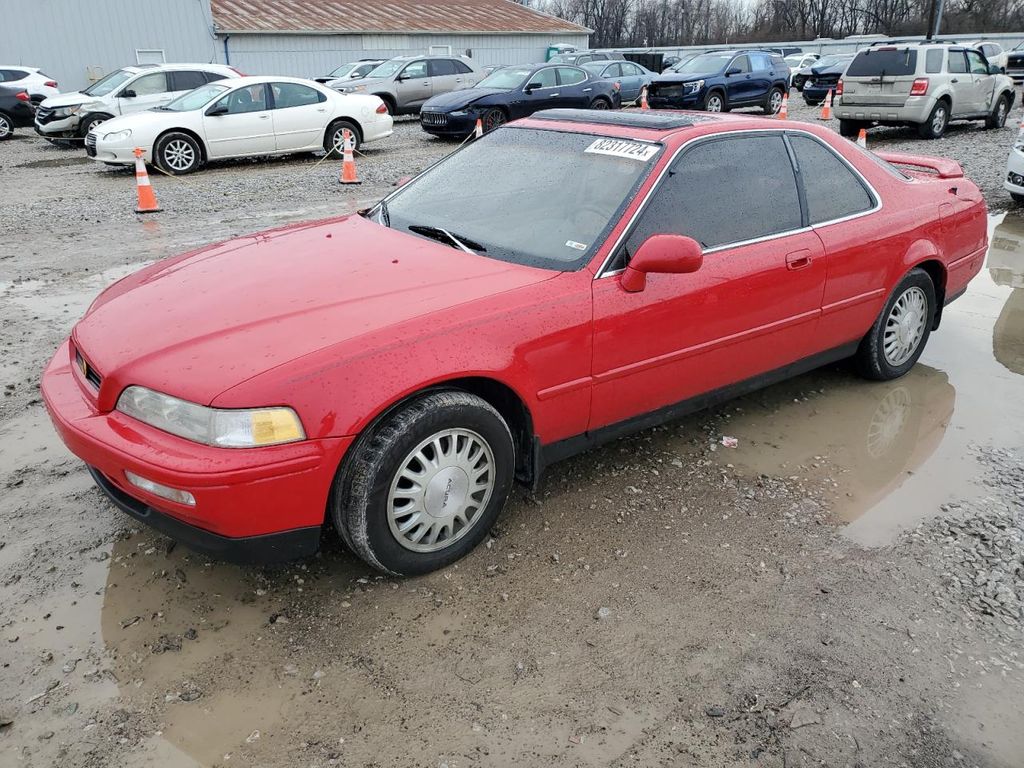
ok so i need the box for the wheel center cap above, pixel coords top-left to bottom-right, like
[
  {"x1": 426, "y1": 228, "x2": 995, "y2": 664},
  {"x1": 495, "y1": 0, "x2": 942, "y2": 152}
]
[
  {"x1": 424, "y1": 466, "x2": 470, "y2": 519},
  {"x1": 899, "y1": 311, "x2": 918, "y2": 343}
]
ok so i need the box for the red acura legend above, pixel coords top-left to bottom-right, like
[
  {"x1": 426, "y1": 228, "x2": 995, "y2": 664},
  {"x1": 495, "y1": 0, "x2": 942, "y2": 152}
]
[{"x1": 42, "y1": 109, "x2": 987, "y2": 575}]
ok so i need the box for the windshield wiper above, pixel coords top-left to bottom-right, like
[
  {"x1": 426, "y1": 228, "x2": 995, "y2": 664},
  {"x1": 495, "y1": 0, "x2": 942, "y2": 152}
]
[{"x1": 408, "y1": 225, "x2": 486, "y2": 254}]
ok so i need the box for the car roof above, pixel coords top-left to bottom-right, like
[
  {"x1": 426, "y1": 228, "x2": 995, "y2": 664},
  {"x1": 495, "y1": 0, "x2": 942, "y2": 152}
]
[
  {"x1": 516, "y1": 107, "x2": 820, "y2": 144},
  {"x1": 223, "y1": 75, "x2": 325, "y2": 86}
]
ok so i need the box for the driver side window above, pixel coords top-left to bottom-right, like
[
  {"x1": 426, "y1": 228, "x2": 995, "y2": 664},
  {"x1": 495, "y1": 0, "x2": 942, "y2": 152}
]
[
  {"x1": 214, "y1": 84, "x2": 268, "y2": 114},
  {"x1": 528, "y1": 68, "x2": 557, "y2": 88},
  {"x1": 401, "y1": 60, "x2": 428, "y2": 80},
  {"x1": 966, "y1": 50, "x2": 989, "y2": 75},
  {"x1": 128, "y1": 72, "x2": 167, "y2": 96}
]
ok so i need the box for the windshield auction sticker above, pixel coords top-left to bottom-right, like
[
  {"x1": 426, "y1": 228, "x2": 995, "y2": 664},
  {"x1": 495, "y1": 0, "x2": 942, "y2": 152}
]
[{"x1": 584, "y1": 138, "x2": 659, "y2": 161}]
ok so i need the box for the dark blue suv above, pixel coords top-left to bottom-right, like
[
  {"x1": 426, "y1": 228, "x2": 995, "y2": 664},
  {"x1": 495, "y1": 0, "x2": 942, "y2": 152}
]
[{"x1": 647, "y1": 50, "x2": 790, "y2": 114}]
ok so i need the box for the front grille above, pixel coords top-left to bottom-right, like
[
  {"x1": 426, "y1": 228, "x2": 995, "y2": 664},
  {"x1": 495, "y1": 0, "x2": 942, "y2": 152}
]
[
  {"x1": 420, "y1": 111, "x2": 448, "y2": 126},
  {"x1": 35, "y1": 105, "x2": 55, "y2": 124},
  {"x1": 650, "y1": 84, "x2": 684, "y2": 99},
  {"x1": 85, "y1": 132, "x2": 97, "y2": 156},
  {"x1": 75, "y1": 349, "x2": 102, "y2": 389}
]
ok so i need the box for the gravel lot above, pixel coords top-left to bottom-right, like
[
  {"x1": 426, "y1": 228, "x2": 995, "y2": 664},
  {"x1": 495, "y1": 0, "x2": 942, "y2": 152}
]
[{"x1": 2, "y1": 101, "x2": 1024, "y2": 768}]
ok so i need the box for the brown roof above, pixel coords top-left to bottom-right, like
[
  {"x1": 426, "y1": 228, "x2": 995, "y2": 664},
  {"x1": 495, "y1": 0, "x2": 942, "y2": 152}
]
[{"x1": 210, "y1": 0, "x2": 590, "y2": 35}]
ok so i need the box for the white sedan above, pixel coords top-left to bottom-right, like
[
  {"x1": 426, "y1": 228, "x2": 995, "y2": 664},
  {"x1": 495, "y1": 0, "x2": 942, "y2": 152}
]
[{"x1": 86, "y1": 76, "x2": 393, "y2": 174}]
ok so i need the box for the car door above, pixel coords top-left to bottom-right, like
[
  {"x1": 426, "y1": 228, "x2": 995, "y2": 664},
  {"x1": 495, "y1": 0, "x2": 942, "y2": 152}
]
[
  {"x1": 785, "y1": 132, "x2": 889, "y2": 349},
  {"x1": 269, "y1": 81, "x2": 328, "y2": 151},
  {"x1": 966, "y1": 49, "x2": 995, "y2": 114},
  {"x1": 617, "y1": 62, "x2": 643, "y2": 101},
  {"x1": 115, "y1": 71, "x2": 174, "y2": 115},
  {"x1": 724, "y1": 54, "x2": 753, "y2": 104},
  {"x1": 746, "y1": 52, "x2": 773, "y2": 101},
  {"x1": 555, "y1": 66, "x2": 592, "y2": 107},
  {"x1": 201, "y1": 83, "x2": 276, "y2": 158},
  {"x1": 394, "y1": 60, "x2": 432, "y2": 110},
  {"x1": 947, "y1": 50, "x2": 976, "y2": 116},
  {"x1": 428, "y1": 58, "x2": 460, "y2": 96},
  {"x1": 589, "y1": 133, "x2": 826, "y2": 430},
  {"x1": 517, "y1": 67, "x2": 560, "y2": 114}
]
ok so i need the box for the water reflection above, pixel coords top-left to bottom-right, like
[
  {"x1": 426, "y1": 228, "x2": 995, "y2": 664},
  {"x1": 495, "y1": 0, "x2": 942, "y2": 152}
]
[{"x1": 989, "y1": 213, "x2": 1024, "y2": 375}]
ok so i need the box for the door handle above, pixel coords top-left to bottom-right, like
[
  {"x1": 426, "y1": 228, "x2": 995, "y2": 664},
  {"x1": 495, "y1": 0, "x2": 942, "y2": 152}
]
[
  {"x1": 950, "y1": 78, "x2": 959, "y2": 83},
  {"x1": 258, "y1": 114, "x2": 270, "y2": 119},
  {"x1": 583, "y1": 87, "x2": 592, "y2": 92},
  {"x1": 786, "y1": 250, "x2": 812, "y2": 270},
  {"x1": 316, "y1": 107, "x2": 327, "y2": 112},
  {"x1": 551, "y1": 92, "x2": 560, "y2": 97}
]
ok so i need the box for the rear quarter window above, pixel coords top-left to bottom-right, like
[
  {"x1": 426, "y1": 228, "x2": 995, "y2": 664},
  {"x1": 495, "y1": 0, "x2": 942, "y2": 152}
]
[
  {"x1": 846, "y1": 49, "x2": 918, "y2": 77},
  {"x1": 925, "y1": 49, "x2": 944, "y2": 73},
  {"x1": 790, "y1": 135, "x2": 874, "y2": 224}
]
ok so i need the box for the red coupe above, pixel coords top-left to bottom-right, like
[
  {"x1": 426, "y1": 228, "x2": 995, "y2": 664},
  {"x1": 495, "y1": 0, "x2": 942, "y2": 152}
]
[{"x1": 42, "y1": 109, "x2": 987, "y2": 575}]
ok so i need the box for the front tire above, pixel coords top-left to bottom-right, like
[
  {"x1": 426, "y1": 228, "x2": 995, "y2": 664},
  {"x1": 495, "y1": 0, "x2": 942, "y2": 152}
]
[
  {"x1": 855, "y1": 268, "x2": 935, "y2": 381},
  {"x1": 155, "y1": 131, "x2": 202, "y2": 175},
  {"x1": 986, "y1": 94, "x2": 1010, "y2": 129},
  {"x1": 1012, "y1": 192, "x2": 1024, "y2": 205},
  {"x1": 78, "y1": 113, "x2": 109, "y2": 138},
  {"x1": 917, "y1": 100, "x2": 949, "y2": 139},
  {"x1": 330, "y1": 391, "x2": 515, "y2": 576},
  {"x1": 481, "y1": 107, "x2": 507, "y2": 131},
  {"x1": 704, "y1": 91, "x2": 726, "y2": 112}
]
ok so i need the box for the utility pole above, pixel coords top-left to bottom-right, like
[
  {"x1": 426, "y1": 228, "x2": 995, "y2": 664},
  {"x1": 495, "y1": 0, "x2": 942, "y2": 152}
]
[{"x1": 925, "y1": 0, "x2": 946, "y2": 39}]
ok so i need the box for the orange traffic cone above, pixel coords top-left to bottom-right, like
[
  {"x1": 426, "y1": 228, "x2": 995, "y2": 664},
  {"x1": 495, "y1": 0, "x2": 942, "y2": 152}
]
[
  {"x1": 856, "y1": 128, "x2": 867, "y2": 149},
  {"x1": 640, "y1": 86, "x2": 649, "y2": 110},
  {"x1": 819, "y1": 89, "x2": 833, "y2": 120},
  {"x1": 777, "y1": 93, "x2": 789, "y2": 119},
  {"x1": 339, "y1": 128, "x2": 360, "y2": 185},
  {"x1": 474, "y1": 118, "x2": 483, "y2": 138},
  {"x1": 133, "y1": 148, "x2": 161, "y2": 214}
]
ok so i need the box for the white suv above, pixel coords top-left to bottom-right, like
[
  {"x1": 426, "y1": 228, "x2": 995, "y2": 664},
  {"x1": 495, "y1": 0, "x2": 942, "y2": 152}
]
[
  {"x1": 35, "y1": 63, "x2": 240, "y2": 140},
  {"x1": 0, "y1": 66, "x2": 60, "y2": 104}
]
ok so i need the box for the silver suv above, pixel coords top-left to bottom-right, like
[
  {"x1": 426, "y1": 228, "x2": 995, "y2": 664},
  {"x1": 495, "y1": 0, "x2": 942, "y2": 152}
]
[
  {"x1": 834, "y1": 42, "x2": 1015, "y2": 139},
  {"x1": 333, "y1": 55, "x2": 484, "y2": 115}
]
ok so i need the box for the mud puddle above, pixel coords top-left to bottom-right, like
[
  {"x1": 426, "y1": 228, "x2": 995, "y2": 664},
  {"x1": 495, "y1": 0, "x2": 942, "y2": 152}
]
[
  {"x1": 712, "y1": 213, "x2": 1024, "y2": 545},
  {"x1": 16, "y1": 156, "x2": 93, "y2": 169}
]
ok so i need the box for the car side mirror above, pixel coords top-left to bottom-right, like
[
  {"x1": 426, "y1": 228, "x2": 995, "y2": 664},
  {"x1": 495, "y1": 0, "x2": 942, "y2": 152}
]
[
  {"x1": 206, "y1": 104, "x2": 229, "y2": 116},
  {"x1": 990, "y1": 64, "x2": 1002, "y2": 75},
  {"x1": 120, "y1": 89, "x2": 137, "y2": 98},
  {"x1": 525, "y1": 82, "x2": 541, "y2": 94},
  {"x1": 620, "y1": 234, "x2": 703, "y2": 292},
  {"x1": 726, "y1": 67, "x2": 742, "y2": 76}
]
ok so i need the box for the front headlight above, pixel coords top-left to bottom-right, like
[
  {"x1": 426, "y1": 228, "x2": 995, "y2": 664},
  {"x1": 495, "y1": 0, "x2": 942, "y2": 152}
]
[
  {"x1": 55, "y1": 105, "x2": 82, "y2": 118},
  {"x1": 102, "y1": 128, "x2": 132, "y2": 141},
  {"x1": 450, "y1": 110, "x2": 470, "y2": 117},
  {"x1": 116, "y1": 386, "x2": 305, "y2": 448},
  {"x1": 683, "y1": 80, "x2": 704, "y2": 93},
  {"x1": 342, "y1": 85, "x2": 367, "y2": 93}
]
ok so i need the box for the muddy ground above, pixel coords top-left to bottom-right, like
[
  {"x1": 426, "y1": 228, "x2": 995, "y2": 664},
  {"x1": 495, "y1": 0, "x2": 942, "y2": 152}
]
[{"x1": 2, "y1": 104, "x2": 1024, "y2": 768}]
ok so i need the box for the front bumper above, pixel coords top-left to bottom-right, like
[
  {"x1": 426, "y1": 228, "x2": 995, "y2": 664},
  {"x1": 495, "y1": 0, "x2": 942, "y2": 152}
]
[
  {"x1": 834, "y1": 96, "x2": 932, "y2": 124},
  {"x1": 34, "y1": 110, "x2": 80, "y2": 136},
  {"x1": 41, "y1": 340, "x2": 352, "y2": 563},
  {"x1": 647, "y1": 88, "x2": 703, "y2": 110},
  {"x1": 1005, "y1": 146, "x2": 1024, "y2": 196},
  {"x1": 420, "y1": 110, "x2": 478, "y2": 136},
  {"x1": 88, "y1": 135, "x2": 149, "y2": 164}
]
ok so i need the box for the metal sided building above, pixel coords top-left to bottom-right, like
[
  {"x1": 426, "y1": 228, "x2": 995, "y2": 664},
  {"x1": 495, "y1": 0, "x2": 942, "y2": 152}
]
[{"x1": 2, "y1": 0, "x2": 590, "y2": 91}]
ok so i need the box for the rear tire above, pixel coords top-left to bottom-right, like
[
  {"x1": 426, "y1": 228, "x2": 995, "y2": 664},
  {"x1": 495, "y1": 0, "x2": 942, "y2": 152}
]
[
  {"x1": 763, "y1": 87, "x2": 784, "y2": 114},
  {"x1": 917, "y1": 100, "x2": 949, "y2": 139},
  {"x1": 324, "y1": 119, "x2": 361, "y2": 157},
  {"x1": 589, "y1": 97, "x2": 611, "y2": 110},
  {"x1": 838, "y1": 118, "x2": 864, "y2": 137},
  {"x1": 986, "y1": 94, "x2": 1010, "y2": 129},
  {"x1": 154, "y1": 131, "x2": 202, "y2": 175},
  {"x1": 0, "y1": 112, "x2": 12, "y2": 140},
  {"x1": 330, "y1": 391, "x2": 515, "y2": 576},
  {"x1": 855, "y1": 268, "x2": 936, "y2": 381}
]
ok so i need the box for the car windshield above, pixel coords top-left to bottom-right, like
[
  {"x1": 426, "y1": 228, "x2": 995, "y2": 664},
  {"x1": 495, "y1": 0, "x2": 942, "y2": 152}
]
[
  {"x1": 371, "y1": 128, "x2": 661, "y2": 271},
  {"x1": 164, "y1": 83, "x2": 229, "y2": 111},
  {"x1": 82, "y1": 69, "x2": 136, "y2": 96},
  {"x1": 328, "y1": 63, "x2": 358, "y2": 78},
  {"x1": 673, "y1": 52, "x2": 733, "y2": 74},
  {"x1": 366, "y1": 60, "x2": 405, "y2": 78},
  {"x1": 477, "y1": 67, "x2": 532, "y2": 89},
  {"x1": 548, "y1": 54, "x2": 574, "y2": 63}
]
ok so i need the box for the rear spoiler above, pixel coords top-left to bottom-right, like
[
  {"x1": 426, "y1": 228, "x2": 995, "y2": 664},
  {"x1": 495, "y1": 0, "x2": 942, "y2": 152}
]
[{"x1": 872, "y1": 151, "x2": 964, "y2": 179}]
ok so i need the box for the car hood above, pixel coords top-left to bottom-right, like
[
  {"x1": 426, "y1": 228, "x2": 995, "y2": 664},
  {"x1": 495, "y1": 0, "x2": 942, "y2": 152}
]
[
  {"x1": 74, "y1": 215, "x2": 556, "y2": 407},
  {"x1": 90, "y1": 108, "x2": 182, "y2": 136},
  {"x1": 341, "y1": 76, "x2": 390, "y2": 90},
  {"x1": 40, "y1": 91, "x2": 94, "y2": 109},
  {"x1": 423, "y1": 88, "x2": 508, "y2": 111}
]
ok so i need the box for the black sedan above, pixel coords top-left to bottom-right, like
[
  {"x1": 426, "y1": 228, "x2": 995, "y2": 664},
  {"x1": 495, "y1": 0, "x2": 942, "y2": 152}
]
[
  {"x1": 0, "y1": 84, "x2": 35, "y2": 139},
  {"x1": 419, "y1": 63, "x2": 620, "y2": 138},
  {"x1": 801, "y1": 55, "x2": 854, "y2": 106}
]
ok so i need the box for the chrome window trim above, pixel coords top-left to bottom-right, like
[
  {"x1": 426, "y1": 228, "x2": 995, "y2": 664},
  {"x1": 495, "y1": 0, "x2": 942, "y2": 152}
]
[{"x1": 594, "y1": 127, "x2": 883, "y2": 279}]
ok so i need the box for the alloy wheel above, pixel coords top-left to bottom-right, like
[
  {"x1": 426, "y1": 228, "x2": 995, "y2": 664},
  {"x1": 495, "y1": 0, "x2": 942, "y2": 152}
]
[
  {"x1": 706, "y1": 94, "x2": 723, "y2": 112},
  {"x1": 0, "y1": 116, "x2": 10, "y2": 139},
  {"x1": 162, "y1": 139, "x2": 196, "y2": 172},
  {"x1": 769, "y1": 90, "x2": 783, "y2": 114},
  {"x1": 483, "y1": 110, "x2": 506, "y2": 130},
  {"x1": 387, "y1": 428, "x2": 495, "y2": 553},
  {"x1": 997, "y1": 99, "x2": 1008, "y2": 127},
  {"x1": 932, "y1": 105, "x2": 947, "y2": 136},
  {"x1": 883, "y1": 287, "x2": 928, "y2": 366}
]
